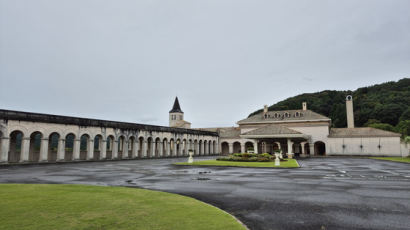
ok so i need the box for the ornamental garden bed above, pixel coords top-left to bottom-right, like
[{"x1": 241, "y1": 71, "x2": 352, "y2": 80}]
[{"x1": 175, "y1": 153, "x2": 300, "y2": 168}]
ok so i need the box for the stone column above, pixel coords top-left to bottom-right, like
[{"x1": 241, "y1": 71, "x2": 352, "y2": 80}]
[
  {"x1": 159, "y1": 141, "x2": 163, "y2": 157},
  {"x1": 167, "y1": 141, "x2": 171, "y2": 157},
  {"x1": 1, "y1": 137, "x2": 10, "y2": 162},
  {"x1": 150, "y1": 141, "x2": 155, "y2": 158},
  {"x1": 228, "y1": 143, "x2": 233, "y2": 154},
  {"x1": 178, "y1": 142, "x2": 183, "y2": 156},
  {"x1": 132, "y1": 140, "x2": 138, "y2": 158},
  {"x1": 20, "y1": 137, "x2": 30, "y2": 162},
  {"x1": 113, "y1": 140, "x2": 119, "y2": 159},
  {"x1": 142, "y1": 141, "x2": 147, "y2": 158},
  {"x1": 309, "y1": 142, "x2": 315, "y2": 156},
  {"x1": 195, "y1": 142, "x2": 199, "y2": 156},
  {"x1": 57, "y1": 138, "x2": 65, "y2": 161},
  {"x1": 184, "y1": 141, "x2": 188, "y2": 156},
  {"x1": 39, "y1": 138, "x2": 49, "y2": 162},
  {"x1": 300, "y1": 142, "x2": 307, "y2": 157},
  {"x1": 241, "y1": 143, "x2": 246, "y2": 153},
  {"x1": 87, "y1": 139, "x2": 94, "y2": 160},
  {"x1": 123, "y1": 141, "x2": 129, "y2": 159},
  {"x1": 204, "y1": 142, "x2": 208, "y2": 155},
  {"x1": 253, "y1": 141, "x2": 258, "y2": 153},
  {"x1": 73, "y1": 139, "x2": 81, "y2": 160},
  {"x1": 215, "y1": 141, "x2": 219, "y2": 154},
  {"x1": 287, "y1": 139, "x2": 293, "y2": 159},
  {"x1": 101, "y1": 140, "x2": 107, "y2": 159}
]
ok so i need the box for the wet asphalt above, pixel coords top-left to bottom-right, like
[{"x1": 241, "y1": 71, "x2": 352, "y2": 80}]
[{"x1": 0, "y1": 157, "x2": 409, "y2": 230}]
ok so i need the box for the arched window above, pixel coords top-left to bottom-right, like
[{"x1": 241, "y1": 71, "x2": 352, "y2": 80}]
[
  {"x1": 295, "y1": 112, "x2": 300, "y2": 117},
  {"x1": 284, "y1": 112, "x2": 290, "y2": 118}
]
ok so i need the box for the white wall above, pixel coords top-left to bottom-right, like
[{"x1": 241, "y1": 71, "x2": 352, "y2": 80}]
[{"x1": 328, "y1": 137, "x2": 402, "y2": 156}]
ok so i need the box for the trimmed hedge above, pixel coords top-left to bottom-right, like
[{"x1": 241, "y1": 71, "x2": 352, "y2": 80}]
[{"x1": 217, "y1": 153, "x2": 287, "y2": 162}]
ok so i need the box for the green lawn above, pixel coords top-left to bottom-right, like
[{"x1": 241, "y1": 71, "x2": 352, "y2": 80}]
[
  {"x1": 175, "y1": 159, "x2": 300, "y2": 168},
  {"x1": 369, "y1": 157, "x2": 410, "y2": 163},
  {"x1": 0, "y1": 184, "x2": 246, "y2": 230}
]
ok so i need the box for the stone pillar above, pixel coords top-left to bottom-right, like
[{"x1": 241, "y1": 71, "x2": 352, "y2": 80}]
[
  {"x1": 57, "y1": 138, "x2": 65, "y2": 161},
  {"x1": 253, "y1": 141, "x2": 258, "y2": 154},
  {"x1": 241, "y1": 143, "x2": 246, "y2": 153},
  {"x1": 113, "y1": 140, "x2": 118, "y2": 159},
  {"x1": 287, "y1": 139, "x2": 293, "y2": 159},
  {"x1": 228, "y1": 143, "x2": 233, "y2": 154},
  {"x1": 300, "y1": 142, "x2": 307, "y2": 157},
  {"x1": 87, "y1": 139, "x2": 94, "y2": 160},
  {"x1": 101, "y1": 140, "x2": 107, "y2": 159},
  {"x1": 20, "y1": 137, "x2": 30, "y2": 162},
  {"x1": 122, "y1": 141, "x2": 129, "y2": 159},
  {"x1": 132, "y1": 140, "x2": 138, "y2": 158},
  {"x1": 309, "y1": 142, "x2": 315, "y2": 156},
  {"x1": 73, "y1": 139, "x2": 81, "y2": 160},
  {"x1": 184, "y1": 141, "x2": 188, "y2": 156},
  {"x1": 1, "y1": 137, "x2": 10, "y2": 162},
  {"x1": 215, "y1": 141, "x2": 219, "y2": 154},
  {"x1": 159, "y1": 141, "x2": 163, "y2": 157},
  {"x1": 142, "y1": 141, "x2": 147, "y2": 158},
  {"x1": 195, "y1": 142, "x2": 199, "y2": 156},
  {"x1": 150, "y1": 141, "x2": 154, "y2": 158},
  {"x1": 167, "y1": 141, "x2": 171, "y2": 157},
  {"x1": 178, "y1": 142, "x2": 183, "y2": 156},
  {"x1": 39, "y1": 138, "x2": 49, "y2": 162}
]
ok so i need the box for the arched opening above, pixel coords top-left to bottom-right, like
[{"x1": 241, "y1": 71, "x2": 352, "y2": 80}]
[
  {"x1": 221, "y1": 142, "x2": 229, "y2": 155},
  {"x1": 106, "y1": 135, "x2": 114, "y2": 159},
  {"x1": 65, "y1": 133, "x2": 75, "y2": 161},
  {"x1": 292, "y1": 143, "x2": 301, "y2": 157},
  {"x1": 138, "y1": 137, "x2": 144, "y2": 158},
  {"x1": 176, "y1": 139, "x2": 182, "y2": 156},
  {"x1": 245, "y1": 142, "x2": 254, "y2": 153},
  {"x1": 9, "y1": 130, "x2": 23, "y2": 163},
  {"x1": 147, "y1": 137, "x2": 153, "y2": 158},
  {"x1": 48, "y1": 132, "x2": 60, "y2": 162},
  {"x1": 233, "y1": 142, "x2": 241, "y2": 153},
  {"x1": 155, "y1": 137, "x2": 161, "y2": 157},
  {"x1": 79, "y1": 134, "x2": 90, "y2": 160},
  {"x1": 117, "y1": 136, "x2": 125, "y2": 159},
  {"x1": 304, "y1": 143, "x2": 310, "y2": 155},
  {"x1": 128, "y1": 136, "x2": 135, "y2": 158},
  {"x1": 29, "y1": 131, "x2": 42, "y2": 162},
  {"x1": 182, "y1": 139, "x2": 187, "y2": 156},
  {"x1": 314, "y1": 141, "x2": 326, "y2": 156},
  {"x1": 198, "y1": 140, "x2": 202, "y2": 155},
  {"x1": 203, "y1": 140, "x2": 208, "y2": 155},
  {"x1": 194, "y1": 140, "x2": 198, "y2": 155},
  {"x1": 0, "y1": 131, "x2": 3, "y2": 160},
  {"x1": 94, "y1": 135, "x2": 103, "y2": 160},
  {"x1": 169, "y1": 139, "x2": 175, "y2": 157}
]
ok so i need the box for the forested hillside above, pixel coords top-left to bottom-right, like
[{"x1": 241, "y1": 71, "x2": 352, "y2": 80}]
[{"x1": 249, "y1": 78, "x2": 410, "y2": 138}]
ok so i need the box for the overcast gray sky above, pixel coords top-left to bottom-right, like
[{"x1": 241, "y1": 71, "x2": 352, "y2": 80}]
[{"x1": 1, "y1": 0, "x2": 409, "y2": 128}]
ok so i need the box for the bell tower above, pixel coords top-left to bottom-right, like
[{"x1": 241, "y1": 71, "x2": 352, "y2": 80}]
[{"x1": 169, "y1": 97, "x2": 184, "y2": 127}]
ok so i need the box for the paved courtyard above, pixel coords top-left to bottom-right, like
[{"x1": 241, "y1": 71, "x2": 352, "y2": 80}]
[{"x1": 1, "y1": 157, "x2": 409, "y2": 230}]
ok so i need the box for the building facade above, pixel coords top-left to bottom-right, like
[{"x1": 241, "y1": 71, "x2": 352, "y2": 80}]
[
  {"x1": 0, "y1": 109, "x2": 218, "y2": 164},
  {"x1": 209, "y1": 96, "x2": 407, "y2": 157}
]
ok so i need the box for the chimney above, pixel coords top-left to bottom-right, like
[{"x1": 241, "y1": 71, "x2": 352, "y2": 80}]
[
  {"x1": 302, "y1": 102, "x2": 307, "y2": 111},
  {"x1": 346, "y1": 95, "x2": 354, "y2": 128},
  {"x1": 263, "y1": 105, "x2": 268, "y2": 113}
]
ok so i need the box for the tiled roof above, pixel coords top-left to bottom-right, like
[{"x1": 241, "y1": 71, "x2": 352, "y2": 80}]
[
  {"x1": 329, "y1": 127, "x2": 401, "y2": 138},
  {"x1": 196, "y1": 127, "x2": 241, "y2": 138},
  {"x1": 238, "y1": 109, "x2": 330, "y2": 124},
  {"x1": 242, "y1": 124, "x2": 301, "y2": 136}
]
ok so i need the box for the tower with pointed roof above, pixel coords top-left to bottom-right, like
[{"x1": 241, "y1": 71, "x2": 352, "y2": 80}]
[{"x1": 169, "y1": 97, "x2": 191, "y2": 128}]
